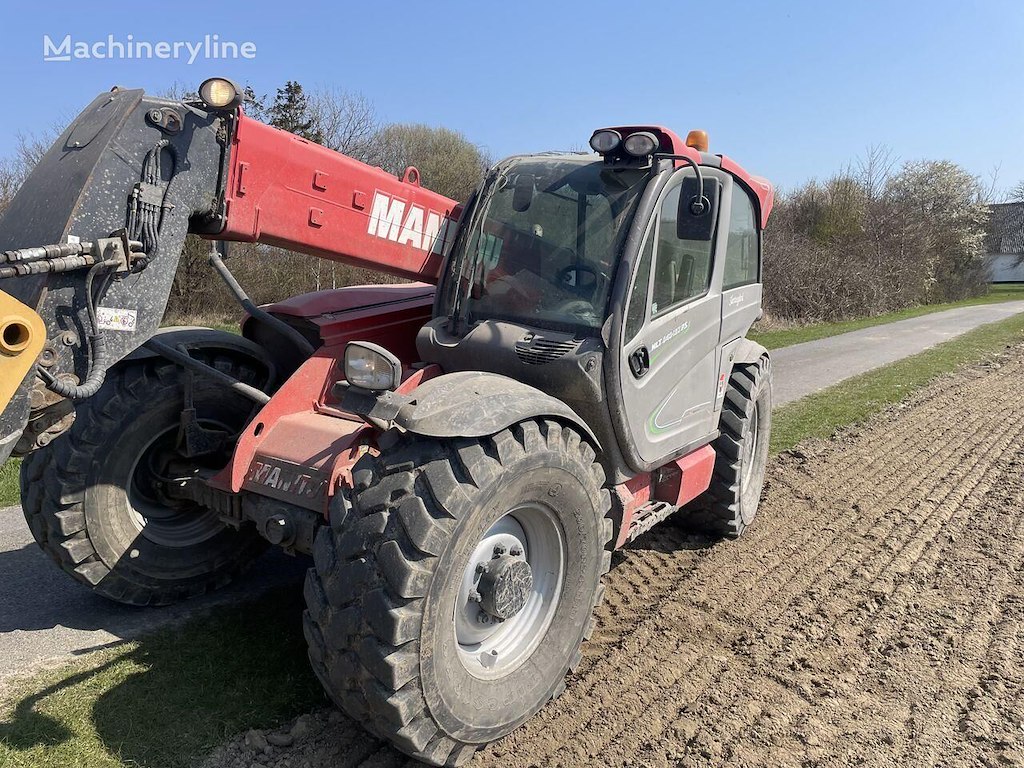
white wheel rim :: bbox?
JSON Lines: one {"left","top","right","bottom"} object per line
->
{"left": 453, "top": 503, "right": 566, "bottom": 679}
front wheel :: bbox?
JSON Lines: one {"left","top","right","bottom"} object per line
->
{"left": 303, "top": 420, "right": 612, "bottom": 766}
{"left": 20, "top": 352, "right": 269, "bottom": 606}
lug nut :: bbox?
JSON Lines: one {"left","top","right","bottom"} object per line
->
{"left": 509, "top": 545, "right": 523, "bottom": 557}
{"left": 468, "top": 589, "right": 481, "bottom": 603}
{"left": 477, "top": 611, "right": 491, "bottom": 625}
{"left": 492, "top": 544, "right": 507, "bottom": 557}
{"left": 475, "top": 562, "right": 487, "bottom": 575}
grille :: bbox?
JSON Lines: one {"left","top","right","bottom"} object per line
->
{"left": 514, "top": 337, "right": 580, "bottom": 365}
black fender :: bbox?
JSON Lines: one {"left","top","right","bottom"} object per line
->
{"left": 123, "top": 326, "right": 278, "bottom": 389}
{"left": 715, "top": 337, "right": 770, "bottom": 416}
{"left": 730, "top": 338, "right": 770, "bottom": 368}
{"left": 396, "top": 371, "right": 600, "bottom": 448}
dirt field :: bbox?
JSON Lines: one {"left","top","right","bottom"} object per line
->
{"left": 206, "top": 347, "right": 1024, "bottom": 768}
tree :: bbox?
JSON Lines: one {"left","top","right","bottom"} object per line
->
{"left": 364, "top": 123, "right": 490, "bottom": 201}
{"left": 242, "top": 85, "right": 267, "bottom": 122}
{"left": 267, "top": 81, "right": 322, "bottom": 142}
{"left": 0, "top": 156, "right": 21, "bottom": 216}
{"left": 886, "top": 160, "right": 989, "bottom": 301}
{"left": 763, "top": 154, "right": 991, "bottom": 322}
{"left": 308, "top": 87, "right": 377, "bottom": 158}
{"left": 0, "top": 132, "right": 56, "bottom": 215}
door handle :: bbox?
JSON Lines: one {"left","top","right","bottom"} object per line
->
{"left": 629, "top": 346, "right": 650, "bottom": 378}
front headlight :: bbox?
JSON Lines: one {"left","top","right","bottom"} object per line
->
{"left": 344, "top": 342, "right": 402, "bottom": 392}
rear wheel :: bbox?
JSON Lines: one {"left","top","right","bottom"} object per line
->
{"left": 303, "top": 419, "right": 612, "bottom": 766}
{"left": 688, "top": 357, "right": 772, "bottom": 538}
{"left": 20, "top": 352, "right": 268, "bottom": 606}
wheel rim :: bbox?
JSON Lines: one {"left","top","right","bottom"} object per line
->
{"left": 126, "top": 423, "right": 229, "bottom": 548}
{"left": 454, "top": 503, "right": 566, "bottom": 679}
{"left": 740, "top": 402, "right": 760, "bottom": 496}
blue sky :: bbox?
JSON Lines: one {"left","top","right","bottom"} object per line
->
{"left": 1, "top": 0, "right": 1021, "bottom": 194}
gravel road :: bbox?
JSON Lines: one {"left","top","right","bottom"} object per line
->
{"left": 1, "top": 300, "right": 1022, "bottom": 685}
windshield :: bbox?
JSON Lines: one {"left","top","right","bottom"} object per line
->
{"left": 443, "top": 156, "right": 647, "bottom": 333}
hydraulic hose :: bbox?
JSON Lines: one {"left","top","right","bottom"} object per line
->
{"left": 35, "top": 258, "right": 119, "bottom": 400}
{"left": 143, "top": 338, "right": 271, "bottom": 405}
{"left": 36, "top": 333, "right": 108, "bottom": 400}
{"left": 208, "top": 247, "right": 316, "bottom": 358}
{"left": 127, "top": 140, "right": 179, "bottom": 272}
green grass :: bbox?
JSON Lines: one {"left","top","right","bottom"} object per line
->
{"left": 0, "top": 587, "right": 324, "bottom": 768}
{"left": 0, "top": 459, "right": 19, "bottom": 508}
{"left": 770, "top": 311, "right": 1024, "bottom": 453}
{"left": 751, "top": 283, "right": 1024, "bottom": 350}
{"left": 3, "top": 299, "right": 1024, "bottom": 768}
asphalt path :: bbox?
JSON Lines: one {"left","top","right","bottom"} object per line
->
{"left": 2, "top": 300, "right": 1023, "bottom": 682}
{"left": 769, "top": 301, "right": 1024, "bottom": 404}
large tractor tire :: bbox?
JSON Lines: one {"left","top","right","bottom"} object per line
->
{"left": 304, "top": 419, "right": 612, "bottom": 766}
{"left": 689, "top": 357, "right": 772, "bottom": 538}
{"left": 20, "top": 352, "right": 268, "bottom": 606}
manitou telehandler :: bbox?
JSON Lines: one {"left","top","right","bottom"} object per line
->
{"left": 0, "top": 79, "right": 773, "bottom": 765}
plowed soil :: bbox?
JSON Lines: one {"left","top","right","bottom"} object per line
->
{"left": 207, "top": 347, "right": 1024, "bottom": 768}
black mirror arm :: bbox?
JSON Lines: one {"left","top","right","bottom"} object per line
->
{"left": 653, "top": 153, "right": 708, "bottom": 214}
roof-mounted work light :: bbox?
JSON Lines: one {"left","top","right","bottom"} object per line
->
{"left": 198, "top": 77, "right": 243, "bottom": 111}
{"left": 589, "top": 129, "right": 621, "bottom": 154}
{"left": 623, "top": 131, "right": 659, "bottom": 157}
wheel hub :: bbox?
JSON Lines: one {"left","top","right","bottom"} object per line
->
{"left": 477, "top": 555, "right": 533, "bottom": 620}
{"left": 127, "top": 421, "right": 233, "bottom": 548}
{"left": 454, "top": 504, "right": 566, "bottom": 679}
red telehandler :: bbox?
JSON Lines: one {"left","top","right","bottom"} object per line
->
{"left": 0, "top": 79, "right": 773, "bottom": 765}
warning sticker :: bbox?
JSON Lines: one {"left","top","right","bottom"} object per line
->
{"left": 97, "top": 307, "right": 138, "bottom": 332}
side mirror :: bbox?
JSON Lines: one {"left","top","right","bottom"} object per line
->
{"left": 676, "top": 176, "right": 720, "bottom": 241}
{"left": 512, "top": 175, "right": 535, "bottom": 212}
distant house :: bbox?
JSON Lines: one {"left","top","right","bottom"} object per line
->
{"left": 986, "top": 202, "right": 1024, "bottom": 282}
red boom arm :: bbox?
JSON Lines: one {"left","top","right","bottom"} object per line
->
{"left": 217, "top": 114, "right": 460, "bottom": 283}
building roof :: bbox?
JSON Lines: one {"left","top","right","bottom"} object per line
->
{"left": 986, "top": 202, "right": 1024, "bottom": 254}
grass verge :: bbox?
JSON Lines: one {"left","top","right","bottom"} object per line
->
{"left": 2, "top": 306, "right": 1024, "bottom": 768}
{"left": 751, "top": 283, "right": 1024, "bottom": 350}
{"left": 0, "top": 587, "right": 324, "bottom": 768}
{"left": 0, "top": 459, "right": 18, "bottom": 508}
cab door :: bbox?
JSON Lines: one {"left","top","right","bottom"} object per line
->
{"left": 617, "top": 169, "right": 729, "bottom": 465}
{"left": 720, "top": 184, "right": 763, "bottom": 342}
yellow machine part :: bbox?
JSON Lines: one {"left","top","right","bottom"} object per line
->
{"left": 0, "top": 290, "right": 46, "bottom": 411}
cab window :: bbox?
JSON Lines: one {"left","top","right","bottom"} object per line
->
{"left": 623, "top": 233, "right": 654, "bottom": 343}
{"left": 650, "top": 185, "right": 713, "bottom": 316}
{"left": 723, "top": 188, "right": 759, "bottom": 290}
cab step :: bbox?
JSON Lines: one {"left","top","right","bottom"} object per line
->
{"left": 624, "top": 500, "right": 677, "bottom": 543}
